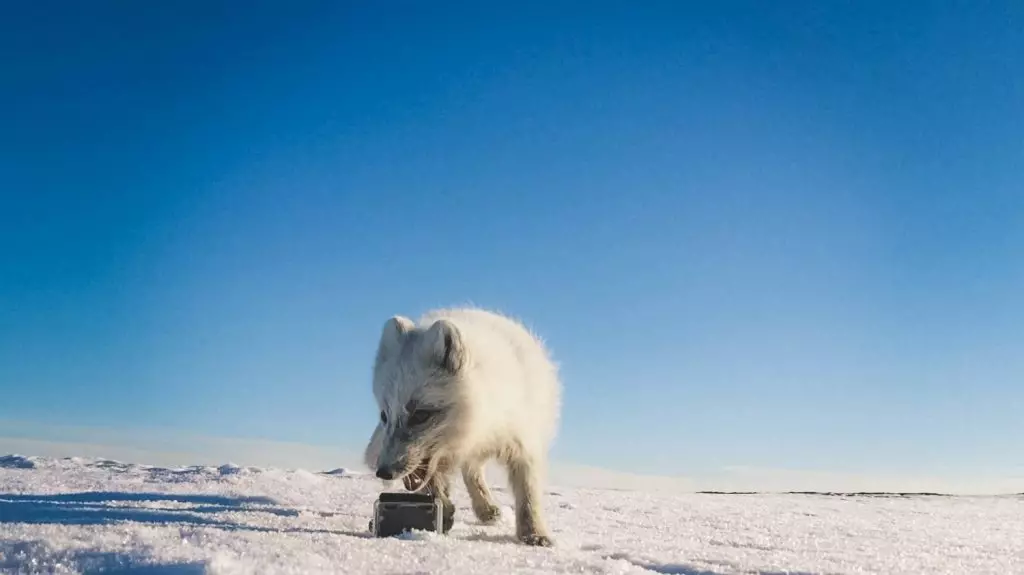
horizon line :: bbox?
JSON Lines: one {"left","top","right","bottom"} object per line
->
{"left": 0, "top": 419, "right": 1021, "bottom": 495}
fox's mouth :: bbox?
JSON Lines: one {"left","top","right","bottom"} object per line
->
{"left": 402, "top": 462, "right": 429, "bottom": 492}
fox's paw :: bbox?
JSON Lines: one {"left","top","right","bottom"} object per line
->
{"left": 519, "top": 533, "right": 554, "bottom": 547}
{"left": 473, "top": 503, "right": 502, "bottom": 525}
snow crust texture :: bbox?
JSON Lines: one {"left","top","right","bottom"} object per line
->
{"left": 1, "top": 454, "right": 1021, "bottom": 574}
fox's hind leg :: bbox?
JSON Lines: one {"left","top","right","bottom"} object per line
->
{"left": 505, "top": 453, "right": 553, "bottom": 546}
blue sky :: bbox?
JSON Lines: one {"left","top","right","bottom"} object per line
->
{"left": 1, "top": 1, "right": 1022, "bottom": 489}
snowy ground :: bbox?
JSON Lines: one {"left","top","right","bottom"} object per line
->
{"left": 1, "top": 455, "right": 1021, "bottom": 574}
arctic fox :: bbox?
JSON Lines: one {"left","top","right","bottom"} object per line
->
{"left": 362, "top": 306, "right": 562, "bottom": 546}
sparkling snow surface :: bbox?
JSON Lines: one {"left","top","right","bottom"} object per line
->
{"left": 1, "top": 455, "right": 1021, "bottom": 574}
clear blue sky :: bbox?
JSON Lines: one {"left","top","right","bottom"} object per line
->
{"left": 1, "top": 1, "right": 1021, "bottom": 481}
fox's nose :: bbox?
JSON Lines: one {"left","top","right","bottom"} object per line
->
{"left": 376, "top": 465, "right": 398, "bottom": 480}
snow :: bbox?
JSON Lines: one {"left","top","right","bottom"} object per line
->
{"left": 1, "top": 454, "right": 1021, "bottom": 574}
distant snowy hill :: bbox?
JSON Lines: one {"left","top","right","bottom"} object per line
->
{"left": 1, "top": 454, "right": 1021, "bottom": 574}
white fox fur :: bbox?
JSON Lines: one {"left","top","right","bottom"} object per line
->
{"left": 362, "top": 306, "right": 562, "bottom": 546}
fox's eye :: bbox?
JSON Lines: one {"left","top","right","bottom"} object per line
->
{"left": 380, "top": 411, "right": 387, "bottom": 424}
{"left": 407, "top": 409, "right": 434, "bottom": 427}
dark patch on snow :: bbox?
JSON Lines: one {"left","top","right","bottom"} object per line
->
{"left": 0, "top": 492, "right": 370, "bottom": 539}
{"left": 636, "top": 565, "right": 723, "bottom": 575}
{"left": 84, "top": 459, "right": 139, "bottom": 473}
{"left": 0, "top": 455, "right": 35, "bottom": 469}
{"left": 601, "top": 552, "right": 725, "bottom": 575}
{"left": 1, "top": 491, "right": 278, "bottom": 507}
{"left": 600, "top": 552, "right": 822, "bottom": 575}
{"left": 0, "top": 540, "right": 206, "bottom": 574}
{"left": 322, "top": 467, "right": 356, "bottom": 477}
{"left": 91, "top": 459, "right": 127, "bottom": 467}
{"left": 788, "top": 491, "right": 953, "bottom": 498}
{"left": 697, "top": 490, "right": 955, "bottom": 498}
{"left": 217, "top": 463, "right": 242, "bottom": 475}
{"left": 709, "top": 540, "right": 778, "bottom": 552}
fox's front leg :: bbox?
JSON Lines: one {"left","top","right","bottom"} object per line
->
{"left": 428, "top": 472, "right": 456, "bottom": 533}
{"left": 462, "top": 461, "right": 502, "bottom": 524}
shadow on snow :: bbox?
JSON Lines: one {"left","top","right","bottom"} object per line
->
{"left": 0, "top": 540, "right": 206, "bottom": 575}
{"left": 0, "top": 491, "right": 372, "bottom": 537}
{"left": 0, "top": 491, "right": 376, "bottom": 573}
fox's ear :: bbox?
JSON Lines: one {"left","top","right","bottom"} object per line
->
{"left": 377, "top": 315, "right": 413, "bottom": 361}
{"left": 421, "top": 319, "right": 465, "bottom": 373}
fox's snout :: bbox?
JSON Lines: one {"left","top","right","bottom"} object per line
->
{"left": 374, "top": 453, "right": 408, "bottom": 480}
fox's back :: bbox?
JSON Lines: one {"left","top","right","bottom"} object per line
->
{"left": 418, "top": 307, "right": 561, "bottom": 450}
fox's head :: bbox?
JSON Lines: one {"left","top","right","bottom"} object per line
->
{"left": 362, "top": 315, "right": 467, "bottom": 492}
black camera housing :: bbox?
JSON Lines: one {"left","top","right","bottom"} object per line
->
{"left": 369, "top": 492, "right": 453, "bottom": 538}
